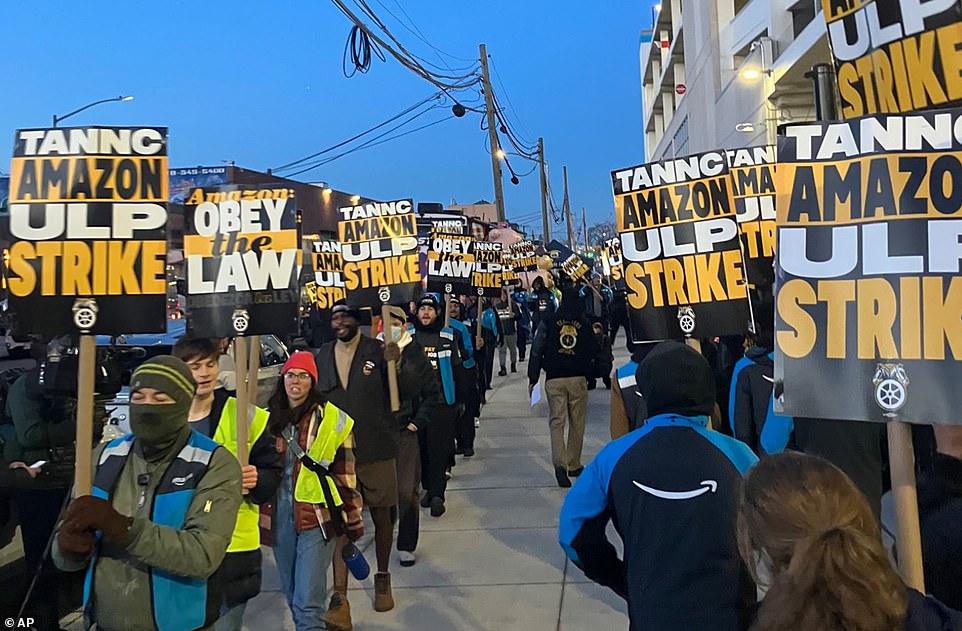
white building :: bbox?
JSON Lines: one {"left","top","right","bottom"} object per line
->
{"left": 640, "top": 0, "right": 832, "bottom": 160}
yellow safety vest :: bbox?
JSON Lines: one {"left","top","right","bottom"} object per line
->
{"left": 293, "top": 402, "right": 354, "bottom": 508}
{"left": 212, "top": 398, "right": 270, "bottom": 553}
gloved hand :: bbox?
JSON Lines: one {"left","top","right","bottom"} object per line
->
{"left": 383, "top": 342, "right": 400, "bottom": 363}
{"left": 63, "top": 495, "right": 132, "bottom": 546}
{"left": 57, "top": 521, "right": 95, "bottom": 560}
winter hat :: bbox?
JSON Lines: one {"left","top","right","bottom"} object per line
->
{"left": 282, "top": 351, "right": 318, "bottom": 383}
{"left": 130, "top": 355, "right": 196, "bottom": 409}
{"left": 418, "top": 293, "right": 441, "bottom": 312}
{"left": 636, "top": 341, "right": 715, "bottom": 418}
{"left": 331, "top": 301, "right": 361, "bottom": 321}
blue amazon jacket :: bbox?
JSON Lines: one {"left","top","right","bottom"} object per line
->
{"left": 559, "top": 414, "right": 759, "bottom": 631}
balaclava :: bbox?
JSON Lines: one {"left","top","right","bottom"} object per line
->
{"left": 129, "top": 355, "right": 196, "bottom": 461}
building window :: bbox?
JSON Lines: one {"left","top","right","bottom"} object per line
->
{"left": 734, "top": 0, "right": 751, "bottom": 15}
{"left": 673, "top": 117, "right": 689, "bottom": 157}
{"left": 789, "top": 0, "right": 817, "bottom": 37}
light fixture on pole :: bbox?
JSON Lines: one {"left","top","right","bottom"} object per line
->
{"left": 52, "top": 95, "right": 134, "bottom": 128}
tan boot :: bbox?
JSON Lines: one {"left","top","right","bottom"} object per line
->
{"left": 374, "top": 572, "right": 395, "bottom": 612}
{"left": 324, "top": 591, "right": 353, "bottom": 631}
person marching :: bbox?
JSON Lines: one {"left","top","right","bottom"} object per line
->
{"left": 448, "top": 298, "right": 482, "bottom": 446}
{"left": 410, "top": 294, "right": 463, "bottom": 517}
{"left": 267, "top": 351, "right": 363, "bottom": 631}
{"left": 379, "top": 306, "right": 440, "bottom": 567}
{"left": 53, "top": 356, "right": 244, "bottom": 631}
{"left": 172, "top": 337, "right": 283, "bottom": 631}
{"left": 609, "top": 342, "right": 657, "bottom": 440}
{"left": 495, "top": 289, "right": 521, "bottom": 376}
{"left": 528, "top": 275, "right": 557, "bottom": 334}
{"left": 511, "top": 287, "right": 532, "bottom": 362}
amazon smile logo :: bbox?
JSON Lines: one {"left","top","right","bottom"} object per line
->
{"left": 633, "top": 480, "right": 718, "bottom": 500}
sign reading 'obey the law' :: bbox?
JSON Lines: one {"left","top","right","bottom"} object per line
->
{"left": 775, "top": 109, "right": 962, "bottom": 425}
{"left": 6, "top": 126, "right": 168, "bottom": 335}
{"left": 339, "top": 199, "right": 421, "bottom": 307}
{"left": 426, "top": 230, "right": 474, "bottom": 295}
{"left": 184, "top": 185, "right": 300, "bottom": 337}
{"left": 612, "top": 150, "right": 751, "bottom": 341}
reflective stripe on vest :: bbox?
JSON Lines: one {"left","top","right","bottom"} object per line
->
{"left": 84, "top": 431, "right": 219, "bottom": 631}
{"left": 212, "top": 399, "right": 269, "bottom": 553}
{"left": 293, "top": 403, "right": 354, "bottom": 506}
{"left": 616, "top": 361, "right": 646, "bottom": 431}
{"left": 616, "top": 361, "right": 638, "bottom": 389}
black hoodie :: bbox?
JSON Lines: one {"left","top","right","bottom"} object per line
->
{"left": 528, "top": 287, "right": 599, "bottom": 383}
{"left": 730, "top": 346, "right": 775, "bottom": 455}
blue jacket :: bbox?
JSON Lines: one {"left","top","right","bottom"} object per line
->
{"left": 559, "top": 414, "right": 759, "bottom": 631}
{"left": 448, "top": 318, "right": 476, "bottom": 369}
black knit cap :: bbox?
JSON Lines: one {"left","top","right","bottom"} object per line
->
{"left": 418, "top": 293, "right": 441, "bottom": 312}
{"left": 331, "top": 301, "right": 361, "bottom": 321}
{"left": 130, "top": 355, "right": 197, "bottom": 408}
{"left": 636, "top": 341, "right": 715, "bottom": 418}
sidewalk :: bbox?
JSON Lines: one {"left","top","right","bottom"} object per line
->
{"left": 67, "top": 339, "right": 632, "bottom": 630}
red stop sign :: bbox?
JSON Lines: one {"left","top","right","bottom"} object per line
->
{"left": 675, "top": 84, "right": 686, "bottom": 95}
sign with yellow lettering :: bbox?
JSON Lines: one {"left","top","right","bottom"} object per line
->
{"left": 472, "top": 241, "right": 506, "bottom": 297}
{"left": 6, "top": 126, "right": 168, "bottom": 335}
{"left": 427, "top": 231, "right": 474, "bottom": 295}
{"left": 727, "top": 146, "right": 776, "bottom": 300}
{"left": 822, "top": 0, "right": 962, "bottom": 118}
{"left": 612, "top": 150, "right": 751, "bottom": 341}
{"left": 183, "top": 185, "right": 299, "bottom": 337}
{"left": 775, "top": 110, "right": 962, "bottom": 424}
{"left": 311, "top": 238, "right": 346, "bottom": 309}
{"left": 338, "top": 199, "right": 421, "bottom": 307}
{"left": 545, "top": 240, "right": 591, "bottom": 282}
{"left": 509, "top": 240, "right": 538, "bottom": 272}
{"left": 602, "top": 237, "right": 625, "bottom": 290}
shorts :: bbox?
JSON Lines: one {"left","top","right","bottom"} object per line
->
{"left": 355, "top": 458, "right": 399, "bottom": 508}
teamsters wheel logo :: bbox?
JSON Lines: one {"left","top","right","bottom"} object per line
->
{"left": 677, "top": 306, "right": 696, "bottom": 335}
{"left": 873, "top": 363, "right": 909, "bottom": 415}
{"left": 232, "top": 308, "right": 251, "bottom": 334}
{"left": 72, "top": 298, "right": 99, "bottom": 330}
{"left": 477, "top": 287, "right": 484, "bottom": 296}
{"left": 444, "top": 283, "right": 453, "bottom": 294}
{"left": 559, "top": 323, "right": 578, "bottom": 351}
{"left": 378, "top": 287, "right": 392, "bottom": 303}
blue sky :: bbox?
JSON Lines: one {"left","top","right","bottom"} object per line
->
{"left": 1, "top": 1, "right": 650, "bottom": 231}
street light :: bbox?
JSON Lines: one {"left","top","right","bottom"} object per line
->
{"left": 52, "top": 95, "right": 134, "bottom": 127}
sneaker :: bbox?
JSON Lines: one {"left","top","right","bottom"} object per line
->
{"left": 324, "top": 592, "right": 352, "bottom": 631}
{"left": 455, "top": 446, "right": 465, "bottom": 456}
{"left": 444, "top": 468, "right": 453, "bottom": 480}
{"left": 568, "top": 466, "right": 584, "bottom": 477}
{"left": 463, "top": 447, "right": 475, "bottom": 458}
{"left": 498, "top": 368, "right": 507, "bottom": 376}
{"left": 430, "top": 496, "right": 446, "bottom": 517}
{"left": 374, "top": 572, "right": 395, "bottom": 612}
{"left": 399, "top": 550, "right": 416, "bottom": 567}
{"left": 555, "top": 466, "right": 572, "bottom": 488}
{"left": 511, "top": 363, "right": 516, "bottom": 373}
{"left": 474, "top": 417, "right": 480, "bottom": 428}
{"left": 420, "top": 492, "right": 431, "bottom": 508}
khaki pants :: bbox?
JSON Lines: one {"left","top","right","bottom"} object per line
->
{"left": 544, "top": 376, "right": 588, "bottom": 469}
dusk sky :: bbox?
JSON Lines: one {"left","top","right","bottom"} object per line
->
{"left": 1, "top": 1, "right": 652, "bottom": 231}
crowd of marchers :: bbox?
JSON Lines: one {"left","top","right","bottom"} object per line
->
{"left": 1, "top": 267, "right": 961, "bottom": 631}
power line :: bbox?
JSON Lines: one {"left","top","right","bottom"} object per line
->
{"left": 370, "top": 0, "right": 477, "bottom": 72}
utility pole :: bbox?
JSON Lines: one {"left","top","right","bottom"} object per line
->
{"left": 582, "top": 207, "right": 588, "bottom": 252}
{"left": 563, "top": 166, "right": 575, "bottom": 250}
{"left": 480, "top": 43, "right": 506, "bottom": 224}
{"left": 538, "top": 137, "right": 550, "bottom": 243}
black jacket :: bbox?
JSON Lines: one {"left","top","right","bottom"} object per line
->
{"left": 495, "top": 301, "right": 521, "bottom": 336}
{"left": 528, "top": 309, "right": 599, "bottom": 383}
{"left": 394, "top": 340, "right": 441, "bottom": 432}
{"left": 316, "top": 335, "right": 400, "bottom": 464}
{"left": 918, "top": 453, "right": 962, "bottom": 612}
{"left": 730, "top": 346, "right": 775, "bottom": 455}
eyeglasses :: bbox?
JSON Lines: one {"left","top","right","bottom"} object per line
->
{"left": 284, "top": 371, "right": 312, "bottom": 382}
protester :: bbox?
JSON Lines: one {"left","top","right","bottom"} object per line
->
{"left": 589, "top": 321, "right": 613, "bottom": 390}
{"left": 528, "top": 284, "right": 599, "bottom": 487}
{"left": 267, "top": 351, "right": 363, "bottom": 631}
{"left": 559, "top": 342, "right": 759, "bottom": 631}
{"left": 511, "top": 288, "right": 531, "bottom": 362}
{"left": 315, "top": 303, "right": 406, "bottom": 616}
{"left": 53, "top": 356, "right": 243, "bottom": 631}
{"left": 447, "top": 298, "right": 480, "bottom": 455}
{"left": 495, "top": 289, "right": 521, "bottom": 376}
{"left": 479, "top": 299, "right": 502, "bottom": 391}
{"left": 380, "top": 307, "right": 439, "bottom": 567}
{"left": 410, "top": 294, "right": 463, "bottom": 517}
{"left": 609, "top": 342, "right": 657, "bottom": 440}
{"left": 738, "top": 451, "right": 962, "bottom": 631}
{"left": 172, "top": 337, "right": 283, "bottom": 631}
{"left": 580, "top": 274, "right": 612, "bottom": 332}
{"left": 607, "top": 284, "right": 630, "bottom": 348}
{"left": 528, "top": 275, "right": 557, "bottom": 333}
{"left": 729, "top": 320, "right": 777, "bottom": 456}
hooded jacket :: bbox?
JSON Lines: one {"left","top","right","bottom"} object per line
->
{"left": 528, "top": 290, "right": 599, "bottom": 383}
{"left": 411, "top": 316, "right": 461, "bottom": 407}
{"left": 729, "top": 346, "right": 775, "bottom": 455}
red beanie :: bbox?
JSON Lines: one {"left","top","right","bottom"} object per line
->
{"left": 282, "top": 351, "right": 318, "bottom": 383}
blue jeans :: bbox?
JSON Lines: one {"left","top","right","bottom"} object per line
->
{"left": 273, "top": 487, "right": 335, "bottom": 631}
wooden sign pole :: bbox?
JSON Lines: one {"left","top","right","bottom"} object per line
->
{"left": 444, "top": 294, "right": 452, "bottom": 328}
{"left": 887, "top": 420, "right": 926, "bottom": 591}
{"left": 382, "top": 304, "right": 401, "bottom": 412}
{"left": 74, "top": 335, "right": 97, "bottom": 496}
{"left": 234, "top": 337, "right": 250, "bottom": 467}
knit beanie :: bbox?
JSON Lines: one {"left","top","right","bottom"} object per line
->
{"left": 282, "top": 351, "right": 318, "bottom": 383}
{"left": 636, "top": 341, "right": 715, "bottom": 418}
{"left": 130, "top": 355, "right": 196, "bottom": 409}
{"left": 418, "top": 293, "right": 441, "bottom": 312}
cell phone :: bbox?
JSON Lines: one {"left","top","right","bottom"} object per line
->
{"left": 28, "top": 460, "right": 46, "bottom": 469}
